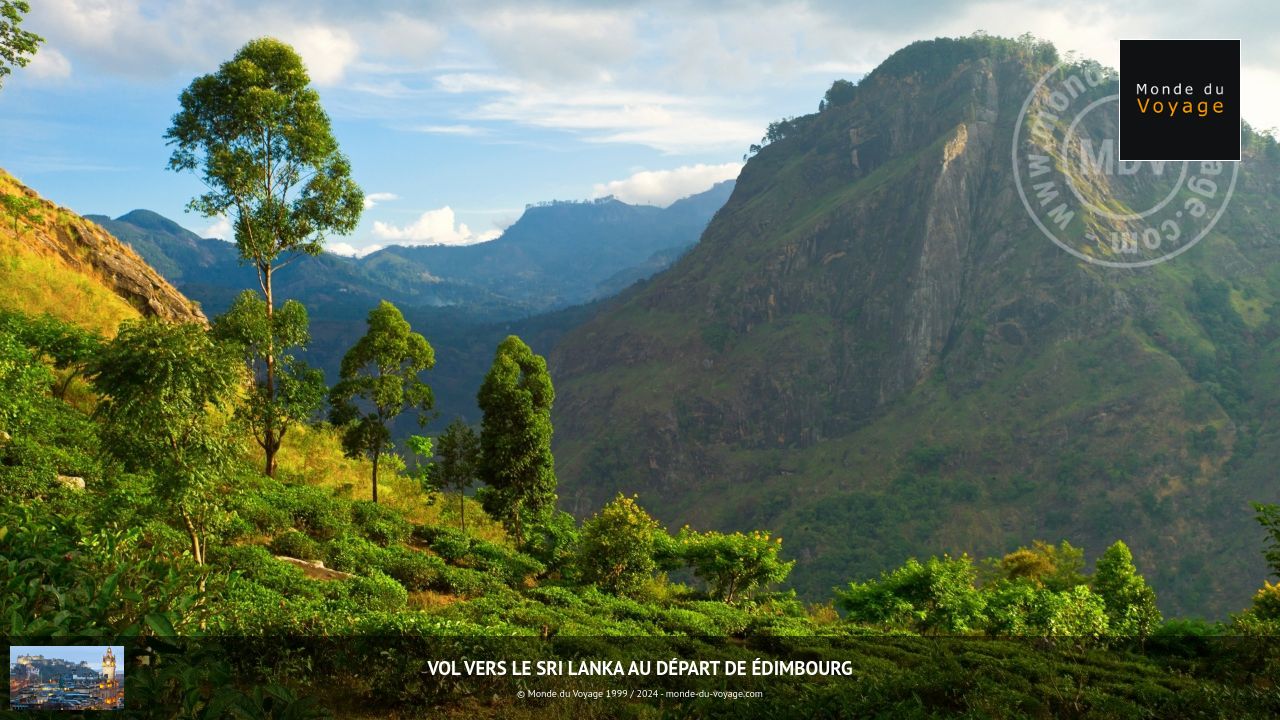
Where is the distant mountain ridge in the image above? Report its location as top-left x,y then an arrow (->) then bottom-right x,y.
95,180 -> 735,319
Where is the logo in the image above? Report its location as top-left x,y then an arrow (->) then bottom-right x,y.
1012,61 -> 1238,268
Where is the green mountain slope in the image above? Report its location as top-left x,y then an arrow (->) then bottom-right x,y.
549,37 -> 1280,618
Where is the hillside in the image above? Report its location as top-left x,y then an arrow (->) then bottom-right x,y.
549,36 -> 1280,618
0,170 -> 205,334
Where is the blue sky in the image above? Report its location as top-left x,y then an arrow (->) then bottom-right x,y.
2,1 -> 1277,256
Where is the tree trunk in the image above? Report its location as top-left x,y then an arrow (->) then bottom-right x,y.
263,264 -> 278,478
460,490 -> 466,534
371,448 -> 380,504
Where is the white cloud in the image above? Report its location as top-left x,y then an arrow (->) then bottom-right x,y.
201,216 -> 231,240
362,192 -> 399,210
371,206 -> 502,246
26,47 -> 73,80
467,8 -> 638,84
281,26 -> 358,86
593,163 -> 742,207
414,124 -> 486,136
328,242 -> 383,258
439,74 -> 764,153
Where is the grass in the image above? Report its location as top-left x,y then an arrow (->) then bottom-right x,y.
0,170 -> 140,336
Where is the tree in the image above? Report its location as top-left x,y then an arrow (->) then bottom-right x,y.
0,1 -> 41,90
0,311 -> 103,400
211,290 -> 326,473
1092,541 -> 1162,638
91,320 -> 240,572
1,193 -> 41,237
819,79 -> 857,111
1254,502 -> 1280,577
329,301 -> 434,503
838,554 -> 986,634
576,494 -> 662,596
165,37 -> 363,477
477,335 -> 556,545
424,418 -> 480,533
0,328 -> 50,436
997,540 -> 1086,591
676,527 -> 794,603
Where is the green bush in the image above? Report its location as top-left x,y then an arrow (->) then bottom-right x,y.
414,524 -> 471,561
214,544 -> 312,597
383,547 -> 446,591
468,539 -> 546,585
269,530 -> 323,561
278,485 -> 351,540
435,565 -> 498,597
233,491 -> 292,534
576,494 -> 663,596
324,534 -> 388,574
346,570 -> 408,612
352,500 -> 412,546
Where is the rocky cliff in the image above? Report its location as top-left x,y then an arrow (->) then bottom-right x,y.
0,170 -> 206,328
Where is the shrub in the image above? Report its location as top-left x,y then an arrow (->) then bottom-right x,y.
383,548 -> 446,591
415,524 -> 472,561
278,485 -> 351,540
576,494 -> 663,596
352,500 -> 412,546
468,539 -> 546,585
215,544 -> 312,597
269,530 -> 323,562
676,528 -> 795,603
346,570 -> 408,612
435,565 -> 497,597
233,491 -> 291,534
325,534 -> 388,574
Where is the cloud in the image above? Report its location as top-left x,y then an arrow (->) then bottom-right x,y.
371,206 -> 502,246
466,8 -> 638,84
280,26 -> 358,85
25,47 -> 73,80
201,216 -> 232,240
593,162 -> 742,206
328,242 -> 383,258
439,74 -> 764,153
362,192 -> 399,210
414,124 -> 486,136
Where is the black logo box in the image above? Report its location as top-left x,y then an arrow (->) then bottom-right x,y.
1119,39 -> 1241,161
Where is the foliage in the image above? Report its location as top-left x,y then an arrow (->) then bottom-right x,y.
423,418 -> 480,533
0,0 -> 42,89
675,527 -> 795,603
0,327 -> 50,435
329,300 -> 435,503
0,192 -> 41,237
1255,502 -> 1280,578
818,79 -> 857,111
268,530 -> 323,562
212,290 -> 327,475
346,570 -> 407,612
92,319 -> 241,566
1093,541 -> 1163,638
1249,580 -> 1280,620
995,540 -> 1087,591
477,335 -> 556,544
838,555 -> 986,634
166,36 -> 363,478
351,499 -> 412,546
0,311 -> 103,400
576,494 -> 663,596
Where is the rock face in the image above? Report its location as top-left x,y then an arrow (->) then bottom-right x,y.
549,37 -> 1280,617
3,173 -> 206,325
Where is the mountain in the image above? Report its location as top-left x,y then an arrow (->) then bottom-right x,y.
362,180 -> 735,311
97,182 -> 733,431
0,170 -> 205,334
548,36 -> 1280,618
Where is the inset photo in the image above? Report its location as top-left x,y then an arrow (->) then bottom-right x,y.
9,645 -> 125,712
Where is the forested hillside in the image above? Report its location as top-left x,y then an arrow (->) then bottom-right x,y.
551,35 -> 1280,619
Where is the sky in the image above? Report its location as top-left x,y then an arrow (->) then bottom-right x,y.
10,645 -> 125,672
1,1 -> 1278,256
